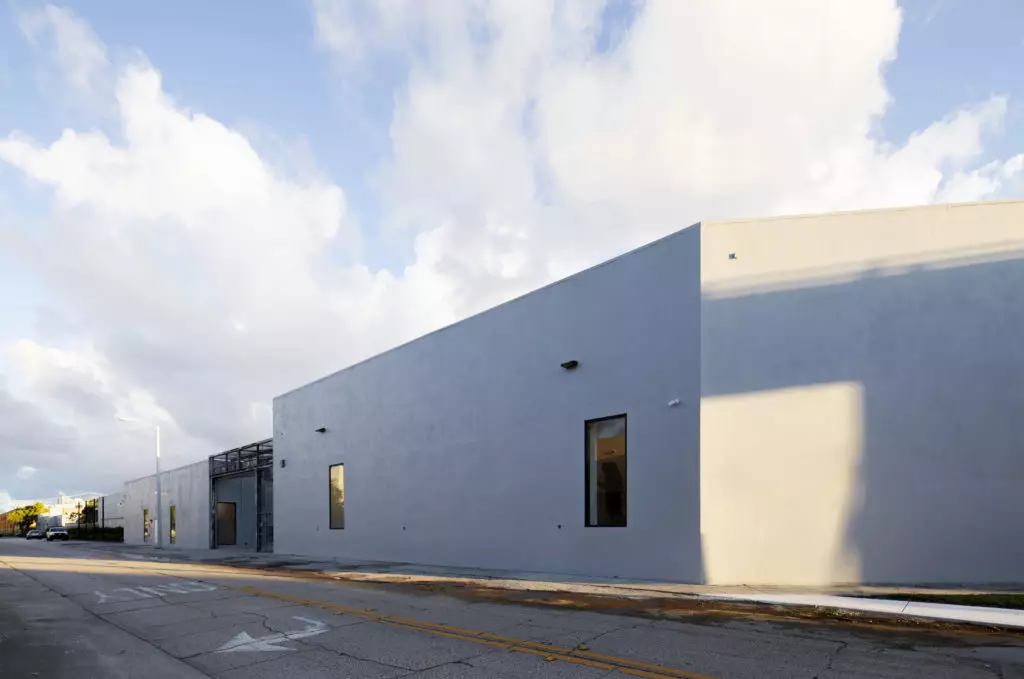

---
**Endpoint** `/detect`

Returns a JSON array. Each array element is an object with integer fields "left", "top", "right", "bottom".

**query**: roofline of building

[
  {"left": 211, "top": 437, "right": 273, "bottom": 454},
  {"left": 275, "top": 198, "right": 1024, "bottom": 402},
  {"left": 119, "top": 457, "right": 211, "bottom": 486},
  {"left": 274, "top": 220, "right": 703, "bottom": 400},
  {"left": 703, "top": 197, "right": 1024, "bottom": 228},
  {"left": 116, "top": 438, "right": 274, "bottom": 488}
]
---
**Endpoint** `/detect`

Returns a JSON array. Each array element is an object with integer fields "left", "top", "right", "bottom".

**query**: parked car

[
  {"left": 46, "top": 527, "right": 69, "bottom": 542},
  {"left": 25, "top": 529, "right": 44, "bottom": 540}
]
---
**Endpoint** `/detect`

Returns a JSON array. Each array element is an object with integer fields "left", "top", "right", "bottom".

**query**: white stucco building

[
  {"left": 107, "top": 201, "right": 1024, "bottom": 585},
  {"left": 273, "top": 200, "right": 1024, "bottom": 586},
  {"left": 36, "top": 493, "right": 101, "bottom": 529},
  {"left": 117, "top": 440, "right": 273, "bottom": 551},
  {"left": 120, "top": 460, "right": 210, "bottom": 549}
]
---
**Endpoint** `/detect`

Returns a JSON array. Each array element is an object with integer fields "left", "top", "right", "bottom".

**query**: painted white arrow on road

[{"left": 216, "top": 616, "right": 328, "bottom": 653}]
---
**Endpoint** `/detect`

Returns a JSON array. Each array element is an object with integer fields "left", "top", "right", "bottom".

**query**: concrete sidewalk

[
  {"left": 62, "top": 540, "right": 1024, "bottom": 631},
  {"left": 707, "top": 592, "right": 1024, "bottom": 630}
]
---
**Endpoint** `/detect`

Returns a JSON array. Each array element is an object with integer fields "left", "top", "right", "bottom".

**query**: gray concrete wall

[
  {"left": 212, "top": 473, "right": 257, "bottom": 550},
  {"left": 121, "top": 459, "right": 209, "bottom": 549},
  {"left": 274, "top": 225, "right": 703, "bottom": 581},
  {"left": 100, "top": 493, "right": 126, "bottom": 529},
  {"left": 700, "top": 200, "right": 1024, "bottom": 585}
]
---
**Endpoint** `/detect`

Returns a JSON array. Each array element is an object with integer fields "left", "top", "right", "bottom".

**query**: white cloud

[
  {"left": 18, "top": 4, "right": 110, "bottom": 101},
  {"left": 1, "top": 0, "right": 1022, "bottom": 499},
  {"left": 938, "top": 152, "right": 1024, "bottom": 203},
  {"left": 322, "top": 0, "right": 1020, "bottom": 292},
  {"left": 311, "top": 0, "right": 395, "bottom": 66},
  {"left": 16, "top": 465, "right": 37, "bottom": 480},
  {"left": 0, "top": 11, "right": 456, "bottom": 497}
]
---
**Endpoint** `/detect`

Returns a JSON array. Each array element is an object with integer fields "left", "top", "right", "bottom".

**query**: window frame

[
  {"left": 584, "top": 413, "right": 628, "bottom": 528},
  {"left": 328, "top": 463, "right": 345, "bottom": 530}
]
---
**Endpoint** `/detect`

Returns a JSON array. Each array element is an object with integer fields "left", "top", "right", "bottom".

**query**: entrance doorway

[
  {"left": 215, "top": 502, "right": 236, "bottom": 546},
  {"left": 209, "top": 438, "right": 273, "bottom": 551}
]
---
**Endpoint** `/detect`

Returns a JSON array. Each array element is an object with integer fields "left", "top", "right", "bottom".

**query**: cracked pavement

[{"left": 3, "top": 539, "right": 1024, "bottom": 678}]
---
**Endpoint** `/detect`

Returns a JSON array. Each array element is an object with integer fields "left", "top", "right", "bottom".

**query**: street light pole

[
  {"left": 118, "top": 416, "right": 163, "bottom": 549},
  {"left": 154, "top": 424, "right": 162, "bottom": 549}
]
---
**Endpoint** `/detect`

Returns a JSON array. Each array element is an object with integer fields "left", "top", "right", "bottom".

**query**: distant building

[
  {"left": 37, "top": 502, "right": 77, "bottom": 528},
  {"left": 114, "top": 440, "right": 272, "bottom": 551},
  {"left": 32, "top": 493, "right": 104, "bottom": 529}
]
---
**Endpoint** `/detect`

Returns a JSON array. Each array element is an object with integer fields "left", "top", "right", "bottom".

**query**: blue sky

[
  {"left": 4, "top": 1, "right": 1020, "bottom": 157},
  {"left": 0, "top": 0, "right": 396, "bottom": 264},
  {"left": 1, "top": 0, "right": 1022, "bottom": 505},
  {"left": 2, "top": 0, "right": 1016, "bottom": 257},
  {"left": 2, "top": 0, "right": 1021, "bottom": 253},
  {"left": 885, "top": 0, "right": 1024, "bottom": 149}
]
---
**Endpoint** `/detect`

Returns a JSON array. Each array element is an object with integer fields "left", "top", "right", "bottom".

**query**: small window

[
  {"left": 585, "top": 415, "right": 627, "bottom": 527},
  {"left": 169, "top": 505, "right": 177, "bottom": 544},
  {"left": 329, "top": 464, "right": 345, "bottom": 529}
]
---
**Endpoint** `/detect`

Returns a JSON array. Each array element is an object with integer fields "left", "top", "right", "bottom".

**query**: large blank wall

[
  {"left": 700, "top": 202, "right": 1024, "bottom": 585},
  {"left": 274, "top": 226, "right": 703, "bottom": 581}
]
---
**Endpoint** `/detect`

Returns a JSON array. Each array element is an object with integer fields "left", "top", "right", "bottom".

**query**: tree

[
  {"left": 81, "top": 501, "right": 98, "bottom": 526},
  {"left": 69, "top": 500, "right": 98, "bottom": 528},
  {"left": 7, "top": 502, "right": 47, "bottom": 534}
]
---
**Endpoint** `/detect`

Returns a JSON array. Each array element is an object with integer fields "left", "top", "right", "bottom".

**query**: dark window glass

[
  {"left": 329, "top": 464, "right": 345, "bottom": 529},
  {"left": 585, "top": 415, "right": 627, "bottom": 527},
  {"left": 216, "top": 502, "right": 236, "bottom": 546},
  {"left": 169, "top": 505, "right": 177, "bottom": 544}
]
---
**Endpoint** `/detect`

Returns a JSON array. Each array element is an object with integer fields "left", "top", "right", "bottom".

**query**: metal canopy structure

[
  {"left": 209, "top": 438, "right": 273, "bottom": 478},
  {"left": 209, "top": 438, "right": 274, "bottom": 552}
]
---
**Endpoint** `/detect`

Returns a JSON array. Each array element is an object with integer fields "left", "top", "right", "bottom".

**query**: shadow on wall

[{"left": 702, "top": 246, "right": 1024, "bottom": 585}]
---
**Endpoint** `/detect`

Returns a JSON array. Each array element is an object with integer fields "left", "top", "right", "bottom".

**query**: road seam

[
  {"left": 40, "top": 544, "right": 720, "bottom": 677},
  {"left": 234, "top": 584, "right": 718, "bottom": 679}
]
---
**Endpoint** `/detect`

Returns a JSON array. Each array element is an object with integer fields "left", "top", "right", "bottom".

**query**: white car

[{"left": 45, "top": 527, "right": 69, "bottom": 542}]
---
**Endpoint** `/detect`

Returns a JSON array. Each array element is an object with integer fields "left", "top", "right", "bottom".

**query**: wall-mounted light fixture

[
  {"left": 560, "top": 360, "right": 579, "bottom": 370},
  {"left": 315, "top": 427, "right": 327, "bottom": 433},
  {"left": 280, "top": 459, "right": 287, "bottom": 468},
  {"left": 728, "top": 252, "right": 738, "bottom": 260}
]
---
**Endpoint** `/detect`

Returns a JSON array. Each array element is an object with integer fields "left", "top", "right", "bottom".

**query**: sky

[{"left": 1, "top": 0, "right": 1022, "bottom": 510}]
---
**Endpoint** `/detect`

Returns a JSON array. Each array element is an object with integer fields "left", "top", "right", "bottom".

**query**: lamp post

[{"left": 118, "top": 417, "right": 162, "bottom": 549}]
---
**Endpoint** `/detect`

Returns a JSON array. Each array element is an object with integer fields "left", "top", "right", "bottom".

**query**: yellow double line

[{"left": 235, "top": 585, "right": 718, "bottom": 679}]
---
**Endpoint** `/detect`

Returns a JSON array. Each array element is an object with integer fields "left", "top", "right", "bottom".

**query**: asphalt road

[{"left": 2, "top": 539, "right": 1023, "bottom": 678}]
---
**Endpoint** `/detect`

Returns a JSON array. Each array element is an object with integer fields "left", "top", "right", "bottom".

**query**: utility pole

[
  {"left": 117, "top": 417, "right": 163, "bottom": 549},
  {"left": 155, "top": 424, "right": 162, "bottom": 549}
]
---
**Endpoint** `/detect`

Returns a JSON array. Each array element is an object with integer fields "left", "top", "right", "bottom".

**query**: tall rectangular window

[
  {"left": 329, "top": 464, "right": 345, "bottom": 529},
  {"left": 585, "top": 415, "right": 627, "bottom": 527},
  {"left": 169, "top": 505, "right": 177, "bottom": 544}
]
